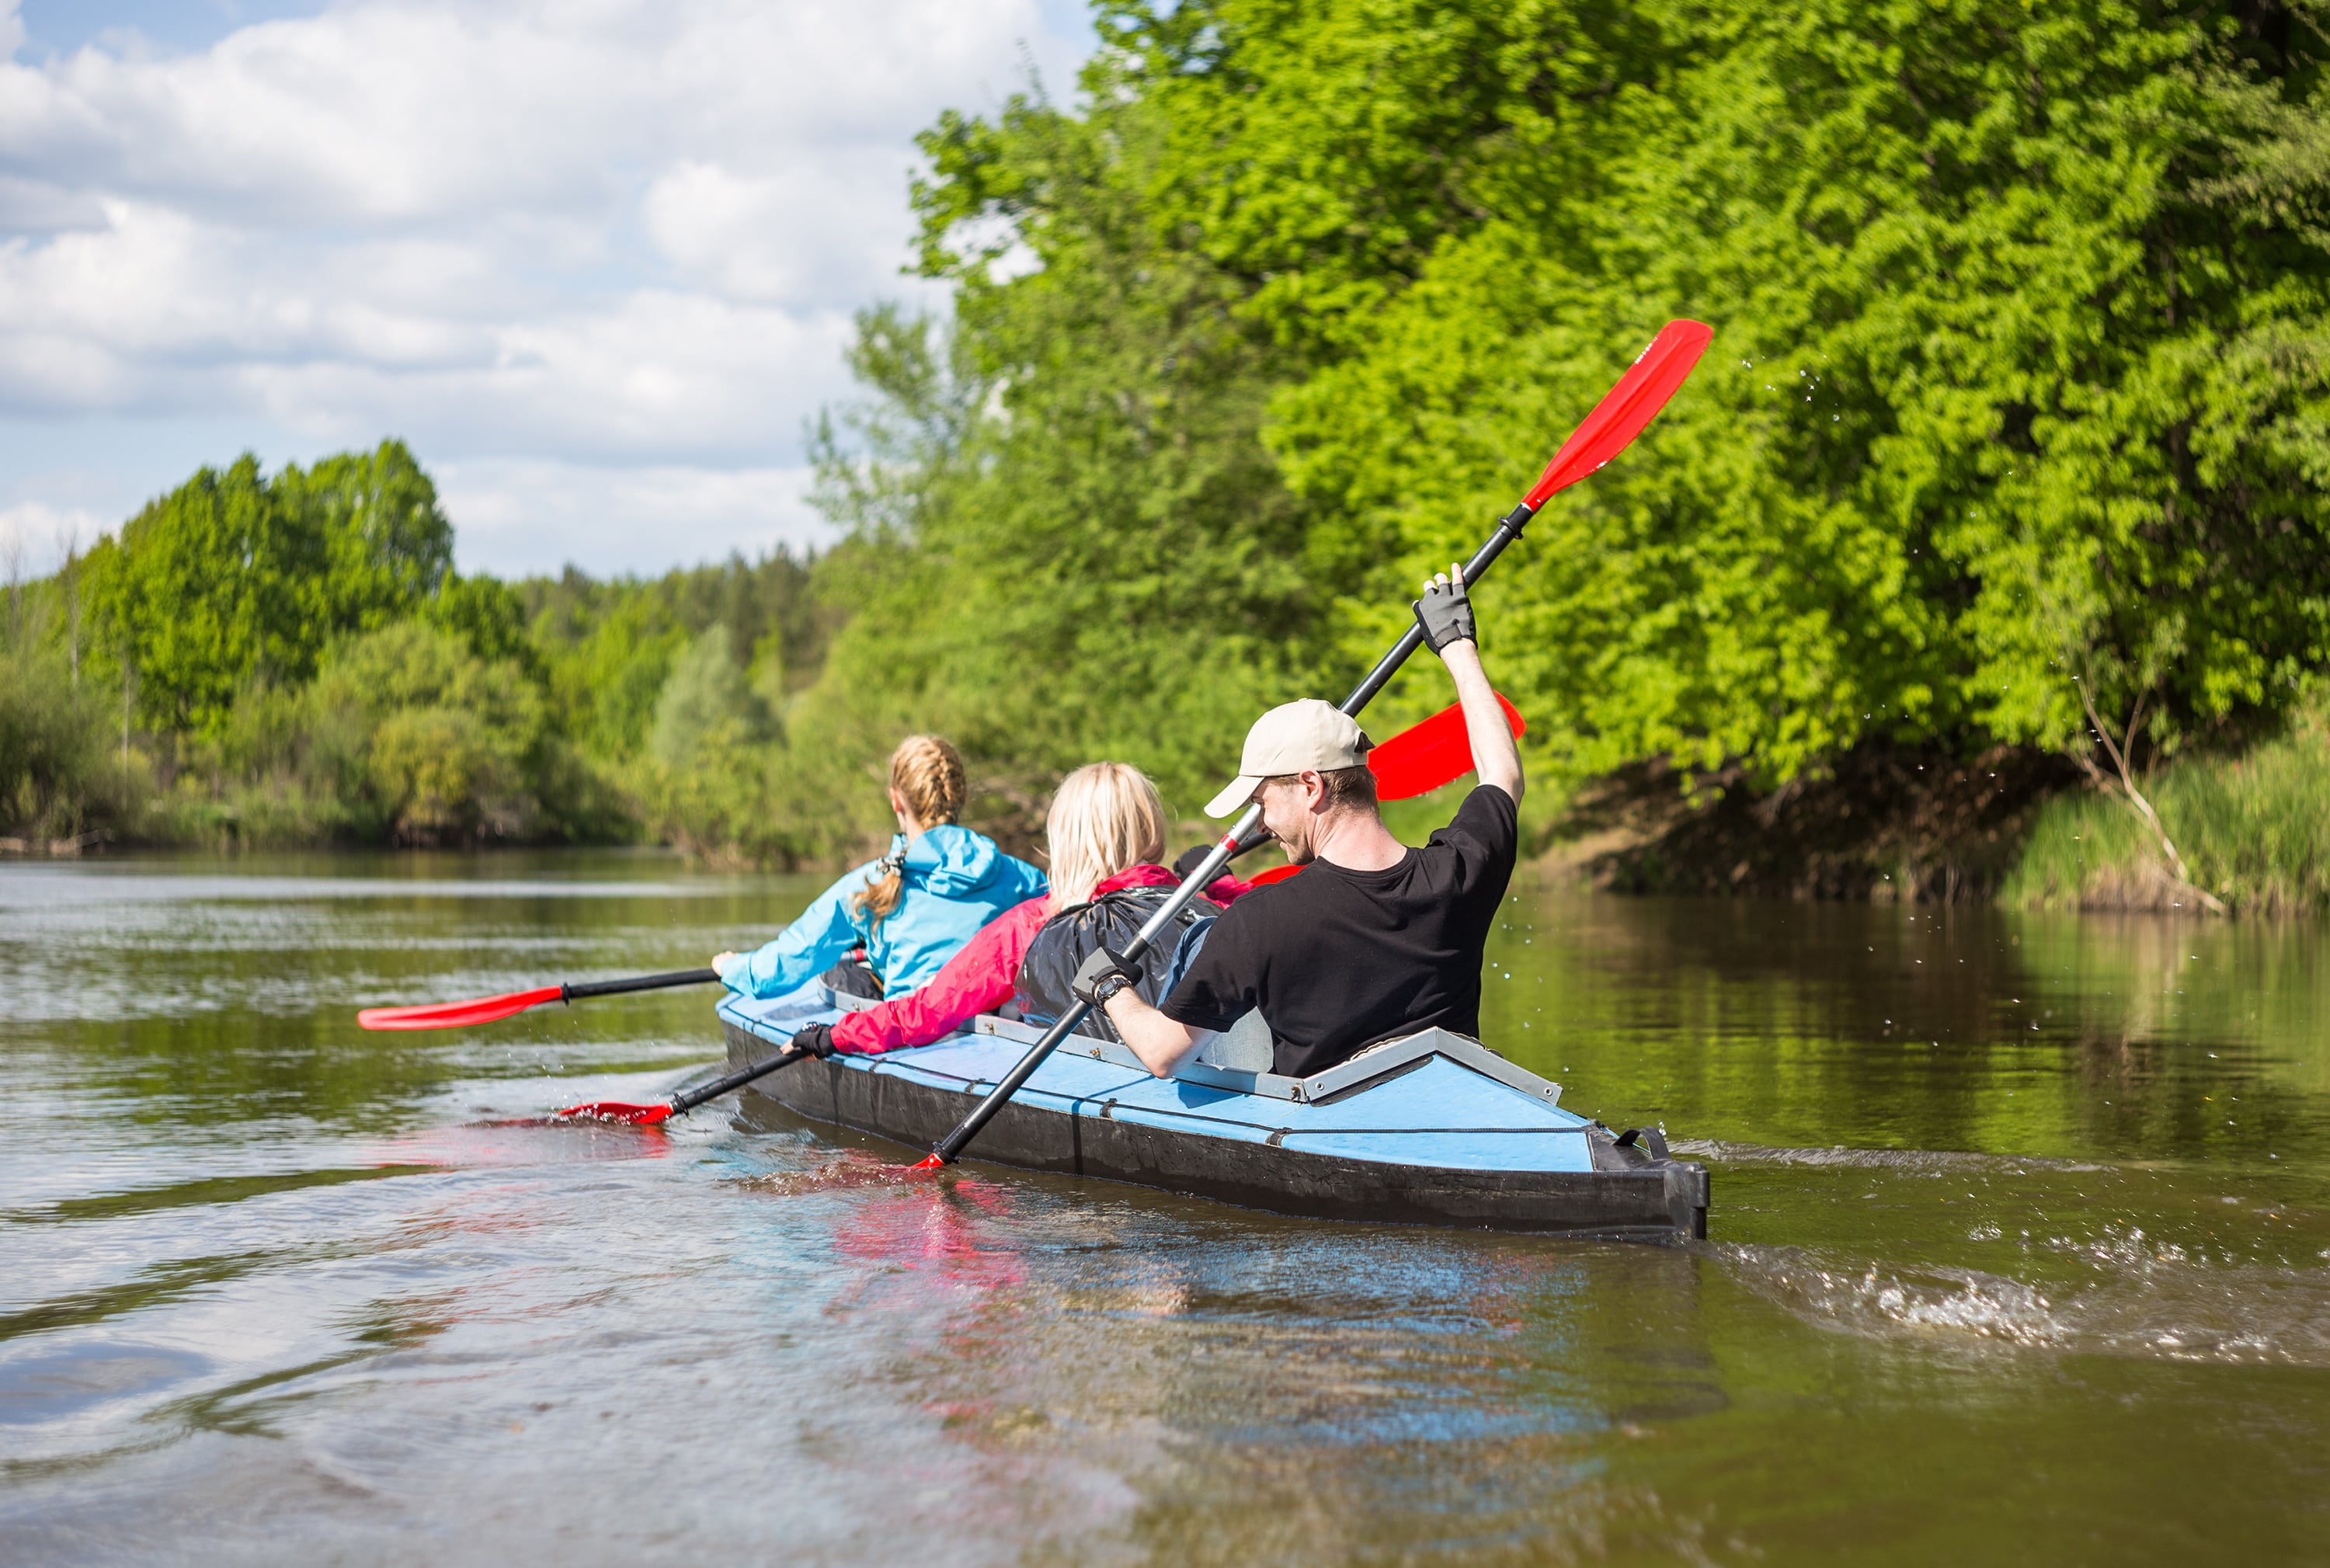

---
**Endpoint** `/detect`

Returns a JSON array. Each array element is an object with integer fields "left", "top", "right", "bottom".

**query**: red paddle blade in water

[
  {"left": 553, "top": 1098, "right": 676, "bottom": 1125},
  {"left": 1521, "top": 319, "right": 1713, "bottom": 510},
  {"left": 1368, "top": 692, "right": 1525, "bottom": 801},
  {"left": 357, "top": 986, "right": 563, "bottom": 1031}
]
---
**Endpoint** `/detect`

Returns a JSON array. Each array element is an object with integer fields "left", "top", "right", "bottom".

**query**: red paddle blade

[
  {"left": 357, "top": 986, "right": 564, "bottom": 1031},
  {"left": 909, "top": 1153, "right": 947, "bottom": 1172},
  {"left": 554, "top": 1098, "right": 676, "bottom": 1125},
  {"left": 1521, "top": 319, "right": 1712, "bottom": 510},
  {"left": 1368, "top": 692, "right": 1525, "bottom": 801}
]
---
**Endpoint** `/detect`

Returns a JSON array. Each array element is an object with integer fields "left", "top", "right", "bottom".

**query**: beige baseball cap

[{"left": 1204, "top": 699, "right": 1373, "bottom": 817}]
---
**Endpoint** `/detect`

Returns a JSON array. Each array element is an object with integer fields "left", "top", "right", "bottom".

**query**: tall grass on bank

[
  {"left": 0, "top": 605, "right": 148, "bottom": 844},
  {"left": 2002, "top": 696, "right": 2330, "bottom": 916}
]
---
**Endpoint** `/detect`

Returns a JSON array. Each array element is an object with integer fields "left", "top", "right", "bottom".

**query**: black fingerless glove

[
  {"left": 788, "top": 1022, "right": 836, "bottom": 1059},
  {"left": 1414, "top": 572, "right": 1476, "bottom": 652},
  {"left": 1070, "top": 946, "right": 1138, "bottom": 1007},
  {"left": 1173, "top": 843, "right": 1215, "bottom": 881}
]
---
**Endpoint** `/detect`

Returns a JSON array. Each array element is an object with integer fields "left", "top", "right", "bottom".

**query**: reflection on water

[{"left": 1, "top": 854, "right": 2325, "bottom": 1563}]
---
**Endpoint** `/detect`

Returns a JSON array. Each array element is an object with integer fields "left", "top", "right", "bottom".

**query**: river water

[{"left": 0, "top": 853, "right": 2324, "bottom": 1563}]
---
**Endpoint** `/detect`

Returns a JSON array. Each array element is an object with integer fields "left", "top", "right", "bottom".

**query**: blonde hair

[
  {"left": 1044, "top": 762, "right": 1166, "bottom": 910},
  {"left": 851, "top": 735, "right": 969, "bottom": 932}
]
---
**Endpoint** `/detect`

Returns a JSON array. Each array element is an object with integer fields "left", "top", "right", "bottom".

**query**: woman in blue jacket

[{"left": 712, "top": 735, "right": 1046, "bottom": 1001}]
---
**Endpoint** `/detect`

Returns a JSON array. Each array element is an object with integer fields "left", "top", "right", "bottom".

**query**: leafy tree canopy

[
  {"left": 85, "top": 441, "right": 452, "bottom": 736},
  {"left": 847, "top": 0, "right": 2330, "bottom": 803}
]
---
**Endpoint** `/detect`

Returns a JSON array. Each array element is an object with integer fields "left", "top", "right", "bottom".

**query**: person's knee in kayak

[
  {"left": 710, "top": 734, "right": 1047, "bottom": 1003},
  {"left": 1075, "top": 564, "right": 1521, "bottom": 1080}
]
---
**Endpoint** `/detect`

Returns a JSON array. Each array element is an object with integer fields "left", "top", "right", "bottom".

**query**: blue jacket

[{"left": 722, "top": 825, "right": 1047, "bottom": 1002}]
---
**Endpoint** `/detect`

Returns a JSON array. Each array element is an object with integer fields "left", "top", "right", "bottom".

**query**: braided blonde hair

[{"left": 851, "top": 735, "right": 969, "bottom": 932}]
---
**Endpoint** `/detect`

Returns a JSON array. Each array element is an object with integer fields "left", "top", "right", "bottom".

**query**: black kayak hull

[{"left": 723, "top": 1020, "right": 1708, "bottom": 1239}]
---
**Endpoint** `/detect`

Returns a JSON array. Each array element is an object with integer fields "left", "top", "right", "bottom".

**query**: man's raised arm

[{"left": 1417, "top": 565, "right": 1523, "bottom": 803}]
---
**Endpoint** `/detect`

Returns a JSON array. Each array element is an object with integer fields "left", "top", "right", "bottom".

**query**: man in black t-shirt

[{"left": 1073, "top": 565, "right": 1521, "bottom": 1079}]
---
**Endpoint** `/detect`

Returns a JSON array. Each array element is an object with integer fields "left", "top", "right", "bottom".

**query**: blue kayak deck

[{"left": 719, "top": 989, "right": 1599, "bottom": 1175}]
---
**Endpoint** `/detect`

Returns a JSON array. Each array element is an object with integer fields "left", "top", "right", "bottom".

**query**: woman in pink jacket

[{"left": 784, "top": 763, "right": 1250, "bottom": 1058}]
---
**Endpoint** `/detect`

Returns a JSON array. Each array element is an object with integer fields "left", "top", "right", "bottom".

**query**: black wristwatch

[{"left": 1090, "top": 973, "right": 1133, "bottom": 1007}]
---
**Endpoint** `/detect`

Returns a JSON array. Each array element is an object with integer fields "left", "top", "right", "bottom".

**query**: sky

[{"left": 0, "top": 0, "right": 1094, "bottom": 578}]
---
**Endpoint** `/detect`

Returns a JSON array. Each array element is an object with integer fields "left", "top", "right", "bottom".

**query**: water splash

[{"left": 1723, "top": 1242, "right": 2330, "bottom": 1365}]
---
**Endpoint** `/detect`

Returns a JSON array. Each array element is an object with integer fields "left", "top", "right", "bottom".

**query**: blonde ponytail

[{"left": 851, "top": 735, "right": 969, "bottom": 932}]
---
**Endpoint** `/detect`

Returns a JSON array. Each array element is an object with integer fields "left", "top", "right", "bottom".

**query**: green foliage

[
  {"left": 4, "top": 434, "right": 842, "bottom": 855},
  {"left": 770, "top": 0, "right": 2330, "bottom": 894},
  {"left": 520, "top": 551, "right": 825, "bottom": 765},
  {"left": 322, "top": 622, "right": 555, "bottom": 843},
  {"left": 285, "top": 443, "right": 457, "bottom": 631},
  {"left": 631, "top": 676, "right": 897, "bottom": 869},
  {"left": 2003, "top": 688, "right": 2330, "bottom": 914},
  {"left": 0, "top": 636, "right": 143, "bottom": 840},
  {"left": 83, "top": 442, "right": 451, "bottom": 737},
  {"left": 24, "top": 0, "right": 2330, "bottom": 890},
  {"left": 800, "top": 0, "right": 2326, "bottom": 841},
  {"left": 649, "top": 624, "right": 773, "bottom": 767},
  {"left": 819, "top": 85, "right": 1321, "bottom": 816},
  {"left": 426, "top": 572, "right": 541, "bottom": 676},
  {"left": 181, "top": 621, "right": 613, "bottom": 847},
  {"left": 1061, "top": 0, "right": 2330, "bottom": 791}
]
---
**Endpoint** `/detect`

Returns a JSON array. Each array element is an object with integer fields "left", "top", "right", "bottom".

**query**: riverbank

[
  {"left": 19, "top": 610, "right": 2328, "bottom": 918},
  {"left": 1542, "top": 692, "right": 2330, "bottom": 917},
  {"left": 2000, "top": 695, "right": 2330, "bottom": 917}
]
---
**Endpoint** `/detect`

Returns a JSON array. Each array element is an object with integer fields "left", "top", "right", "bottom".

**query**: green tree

[
  {"left": 285, "top": 440, "right": 455, "bottom": 631},
  {"left": 1073, "top": 0, "right": 2330, "bottom": 787},
  {"left": 308, "top": 621, "right": 556, "bottom": 844},
  {"left": 649, "top": 624, "right": 772, "bottom": 767},
  {"left": 84, "top": 442, "right": 452, "bottom": 738},
  {"left": 811, "top": 82, "right": 1321, "bottom": 814}
]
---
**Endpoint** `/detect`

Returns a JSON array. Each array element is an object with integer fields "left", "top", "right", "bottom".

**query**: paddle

[
  {"left": 1368, "top": 690, "right": 1525, "bottom": 801},
  {"left": 913, "top": 318, "right": 1713, "bottom": 1172},
  {"left": 555, "top": 1046, "right": 813, "bottom": 1125},
  {"left": 356, "top": 968, "right": 719, "bottom": 1031}
]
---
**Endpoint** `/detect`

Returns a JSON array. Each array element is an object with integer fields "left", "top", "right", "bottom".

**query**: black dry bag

[{"left": 1014, "top": 885, "right": 1218, "bottom": 1043}]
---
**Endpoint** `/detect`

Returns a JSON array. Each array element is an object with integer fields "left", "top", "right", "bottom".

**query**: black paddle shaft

[
  {"left": 1219, "top": 502, "right": 1533, "bottom": 860},
  {"left": 562, "top": 967, "right": 720, "bottom": 1003},
  {"left": 669, "top": 1045, "right": 810, "bottom": 1114},
  {"left": 926, "top": 500, "right": 1538, "bottom": 1166}
]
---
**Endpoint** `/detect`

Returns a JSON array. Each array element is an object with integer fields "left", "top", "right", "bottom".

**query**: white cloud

[
  {"left": 436, "top": 457, "right": 834, "bottom": 577},
  {"left": 0, "top": 497, "right": 104, "bottom": 576},
  {"left": 0, "top": 0, "right": 1088, "bottom": 572}
]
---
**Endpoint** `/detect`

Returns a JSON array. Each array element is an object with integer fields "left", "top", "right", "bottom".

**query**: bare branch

[{"left": 2072, "top": 673, "right": 2225, "bottom": 914}]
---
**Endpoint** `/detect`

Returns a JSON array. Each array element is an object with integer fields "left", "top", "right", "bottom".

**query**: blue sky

[
  {"left": 17, "top": 2, "right": 328, "bottom": 54},
  {"left": 0, "top": 0, "right": 1095, "bottom": 578}
]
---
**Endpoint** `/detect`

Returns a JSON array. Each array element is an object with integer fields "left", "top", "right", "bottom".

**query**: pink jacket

[{"left": 829, "top": 863, "right": 1253, "bottom": 1055}]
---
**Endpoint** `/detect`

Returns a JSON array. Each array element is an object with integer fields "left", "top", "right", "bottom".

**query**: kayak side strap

[
  {"left": 1615, "top": 1126, "right": 1672, "bottom": 1160},
  {"left": 970, "top": 1016, "right": 1565, "bottom": 1108}
]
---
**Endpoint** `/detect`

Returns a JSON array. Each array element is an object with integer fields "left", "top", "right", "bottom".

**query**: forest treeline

[
  {"left": 8, "top": 0, "right": 2330, "bottom": 902},
  {"left": 0, "top": 442, "right": 875, "bottom": 862}
]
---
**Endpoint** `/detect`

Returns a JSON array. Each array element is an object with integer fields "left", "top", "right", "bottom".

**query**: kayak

[{"left": 718, "top": 986, "right": 1709, "bottom": 1239}]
